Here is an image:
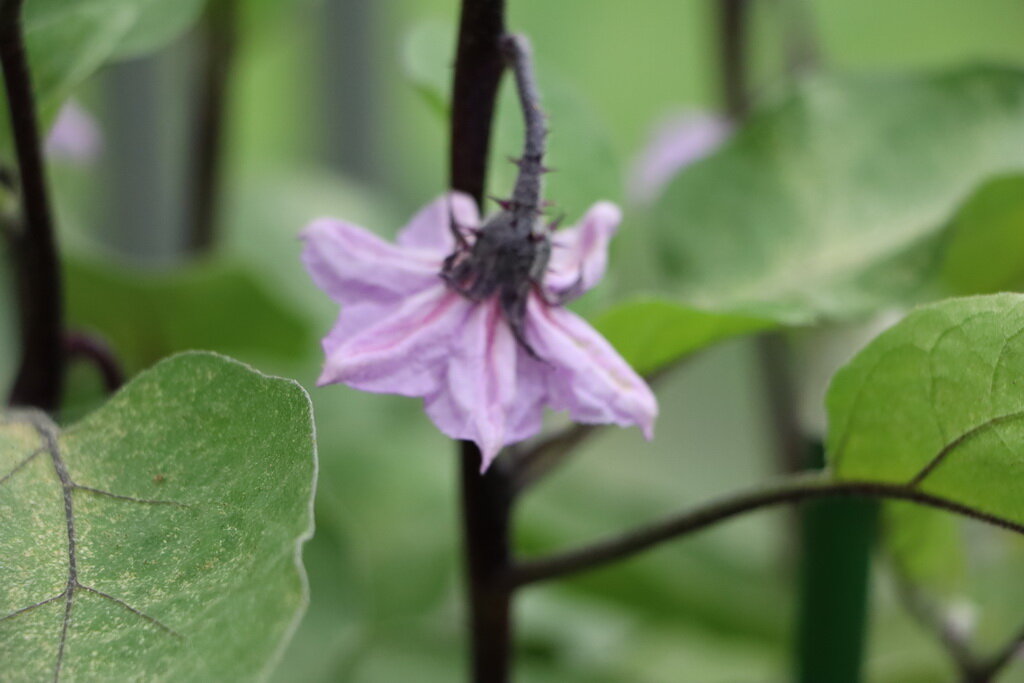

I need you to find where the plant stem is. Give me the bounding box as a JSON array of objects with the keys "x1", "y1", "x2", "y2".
[
  {"x1": 795, "y1": 444, "x2": 876, "y2": 683},
  {"x1": 971, "y1": 621, "x2": 1024, "y2": 682},
  {"x1": 187, "y1": 0, "x2": 238, "y2": 254},
  {"x1": 716, "y1": 2, "x2": 875, "y2": 678},
  {"x1": 892, "y1": 569, "x2": 981, "y2": 678},
  {"x1": 459, "y1": 445, "x2": 514, "y2": 682},
  {"x1": 0, "y1": 0, "x2": 64, "y2": 412},
  {"x1": 64, "y1": 332, "x2": 124, "y2": 394},
  {"x1": 507, "y1": 473, "x2": 1024, "y2": 588},
  {"x1": 449, "y1": 1, "x2": 511, "y2": 681},
  {"x1": 450, "y1": 0, "x2": 506, "y2": 206},
  {"x1": 511, "y1": 422, "x2": 595, "y2": 494},
  {"x1": 718, "y1": 0, "x2": 751, "y2": 119}
]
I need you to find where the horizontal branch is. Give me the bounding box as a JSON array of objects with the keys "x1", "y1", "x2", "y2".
[{"x1": 507, "y1": 474, "x2": 1024, "y2": 588}]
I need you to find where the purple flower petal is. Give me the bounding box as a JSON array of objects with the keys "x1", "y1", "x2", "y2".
[
  {"x1": 301, "y1": 218, "x2": 441, "y2": 306},
  {"x1": 319, "y1": 285, "x2": 468, "y2": 396},
  {"x1": 302, "y1": 194, "x2": 659, "y2": 471},
  {"x1": 525, "y1": 295, "x2": 657, "y2": 439},
  {"x1": 545, "y1": 201, "x2": 621, "y2": 300},
  {"x1": 45, "y1": 100, "x2": 102, "y2": 163},
  {"x1": 424, "y1": 299, "x2": 519, "y2": 470},
  {"x1": 627, "y1": 112, "x2": 731, "y2": 205},
  {"x1": 397, "y1": 191, "x2": 479, "y2": 255}
]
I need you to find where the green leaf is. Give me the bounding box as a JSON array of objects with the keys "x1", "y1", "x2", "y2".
[
  {"x1": 64, "y1": 255, "x2": 316, "y2": 374},
  {"x1": 652, "y1": 67, "x2": 1024, "y2": 324},
  {"x1": 826, "y1": 294, "x2": 1024, "y2": 523},
  {"x1": 12, "y1": 0, "x2": 205, "y2": 117},
  {"x1": 937, "y1": 173, "x2": 1024, "y2": 295},
  {"x1": 884, "y1": 503, "x2": 966, "y2": 597},
  {"x1": 592, "y1": 298, "x2": 775, "y2": 375},
  {"x1": 109, "y1": 0, "x2": 207, "y2": 59},
  {"x1": 399, "y1": 20, "x2": 450, "y2": 120},
  {"x1": 0, "y1": 351, "x2": 316, "y2": 680}
]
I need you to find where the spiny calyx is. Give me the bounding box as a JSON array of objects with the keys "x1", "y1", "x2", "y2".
[{"x1": 440, "y1": 33, "x2": 559, "y2": 357}]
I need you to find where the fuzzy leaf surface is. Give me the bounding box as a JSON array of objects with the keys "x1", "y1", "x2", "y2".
[{"x1": 0, "y1": 352, "x2": 316, "y2": 681}]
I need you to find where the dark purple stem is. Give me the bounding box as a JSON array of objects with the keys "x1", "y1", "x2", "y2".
[
  {"x1": 458, "y1": 447, "x2": 514, "y2": 682},
  {"x1": 64, "y1": 332, "x2": 124, "y2": 394},
  {"x1": 1, "y1": 0, "x2": 64, "y2": 412},
  {"x1": 187, "y1": 0, "x2": 238, "y2": 254},
  {"x1": 449, "y1": 1, "x2": 512, "y2": 681},
  {"x1": 506, "y1": 476, "x2": 1024, "y2": 588},
  {"x1": 450, "y1": 0, "x2": 506, "y2": 205},
  {"x1": 718, "y1": 0, "x2": 750, "y2": 120}
]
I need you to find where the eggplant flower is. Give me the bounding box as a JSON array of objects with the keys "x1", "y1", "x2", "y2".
[{"x1": 301, "y1": 193, "x2": 658, "y2": 471}]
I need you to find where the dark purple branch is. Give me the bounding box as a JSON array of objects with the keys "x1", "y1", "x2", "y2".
[
  {"x1": 972, "y1": 621, "x2": 1024, "y2": 682},
  {"x1": 1, "y1": 0, "x2": 64, "y2": 411},
  {"x1": 510, "y1": 422, "x2": 595, "y2": 494},
  {"x1": 717, "y1": 0, "x2": 750, "y2": 120},
  {"x1": 507, "y1": 476, "x2": 1024, "y2": 588},
  {"x1": 64, "y1": 332, "x2": 124, "y2": 394},
  {"x1": 187, "y1": 0, "x2": 238, "y2": 254}
]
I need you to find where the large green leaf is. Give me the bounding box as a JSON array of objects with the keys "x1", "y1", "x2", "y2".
[
  {"x1": 64, "y1": 255, "x2": 315, "y2": 374},
  {"x1": 826, "y1": 294, "x2": 1024, "y2": 523},
  {"x1": 592, "y1": 297, "x2": 775, "y2": 376},
  {"x1": 651, "y1": 67, "x2": 1024, "y2": 324},
  {"x1": 0, "y1": 351, "x2": 316, "y2": 681}
]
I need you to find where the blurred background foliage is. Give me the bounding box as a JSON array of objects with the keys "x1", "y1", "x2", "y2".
[{"x1": 7, "y1": 0, "x2": 1024, "y2": 680}]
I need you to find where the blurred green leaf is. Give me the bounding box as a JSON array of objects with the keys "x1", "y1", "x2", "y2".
[
  {"x1": 110, "y1": 0, "x2": 206, "y2": 59},
  {"x1": 223, "y1": 168, "x2": 398, "y2": 324},
  {"x1": 64, "y1": 254, "x2": 314, "y2": 374},
  {"x1": 652, "y1": 67, "x2": 1024, "y2": 324},
  {"x1": 827, "y1": 294, "x2": 1024, "y2": 523},
  {"x1": 938, "y1": 174, "x2": 1024, "y2": 295},
  {"x1": 884, "y1": 503, "x2": 966, "y2": 599},
  {"x1": 0, "y1": 351, "x2": 315, "y2": 680},
  {"x1": 399, "y1": 20, "x2": 450, "y2": 120},
  {"x1": 23, "y1": 0, "x2": 207, "y2": 111},
  {"x1": 593, "y1": 297, "x2": 774, "y2": 375}
]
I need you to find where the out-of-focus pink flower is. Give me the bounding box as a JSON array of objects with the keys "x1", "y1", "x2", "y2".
[
  {"x1": 627, "y1": 112, "x2": 731, "y2": 205},
  {"x1": 301, "y1": 193, "x2": 657, "y2": 471},
  {"x1": 45, "y1": 100, "x2": 102, "y2": 163}
]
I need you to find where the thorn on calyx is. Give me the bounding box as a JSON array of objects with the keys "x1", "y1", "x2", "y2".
[
  {"x1": 508, "y1": 155, "x2": 553, "y2": 174},
  {"x1": 489, "y1": 195, "x2": 514, "y2": 211}
]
